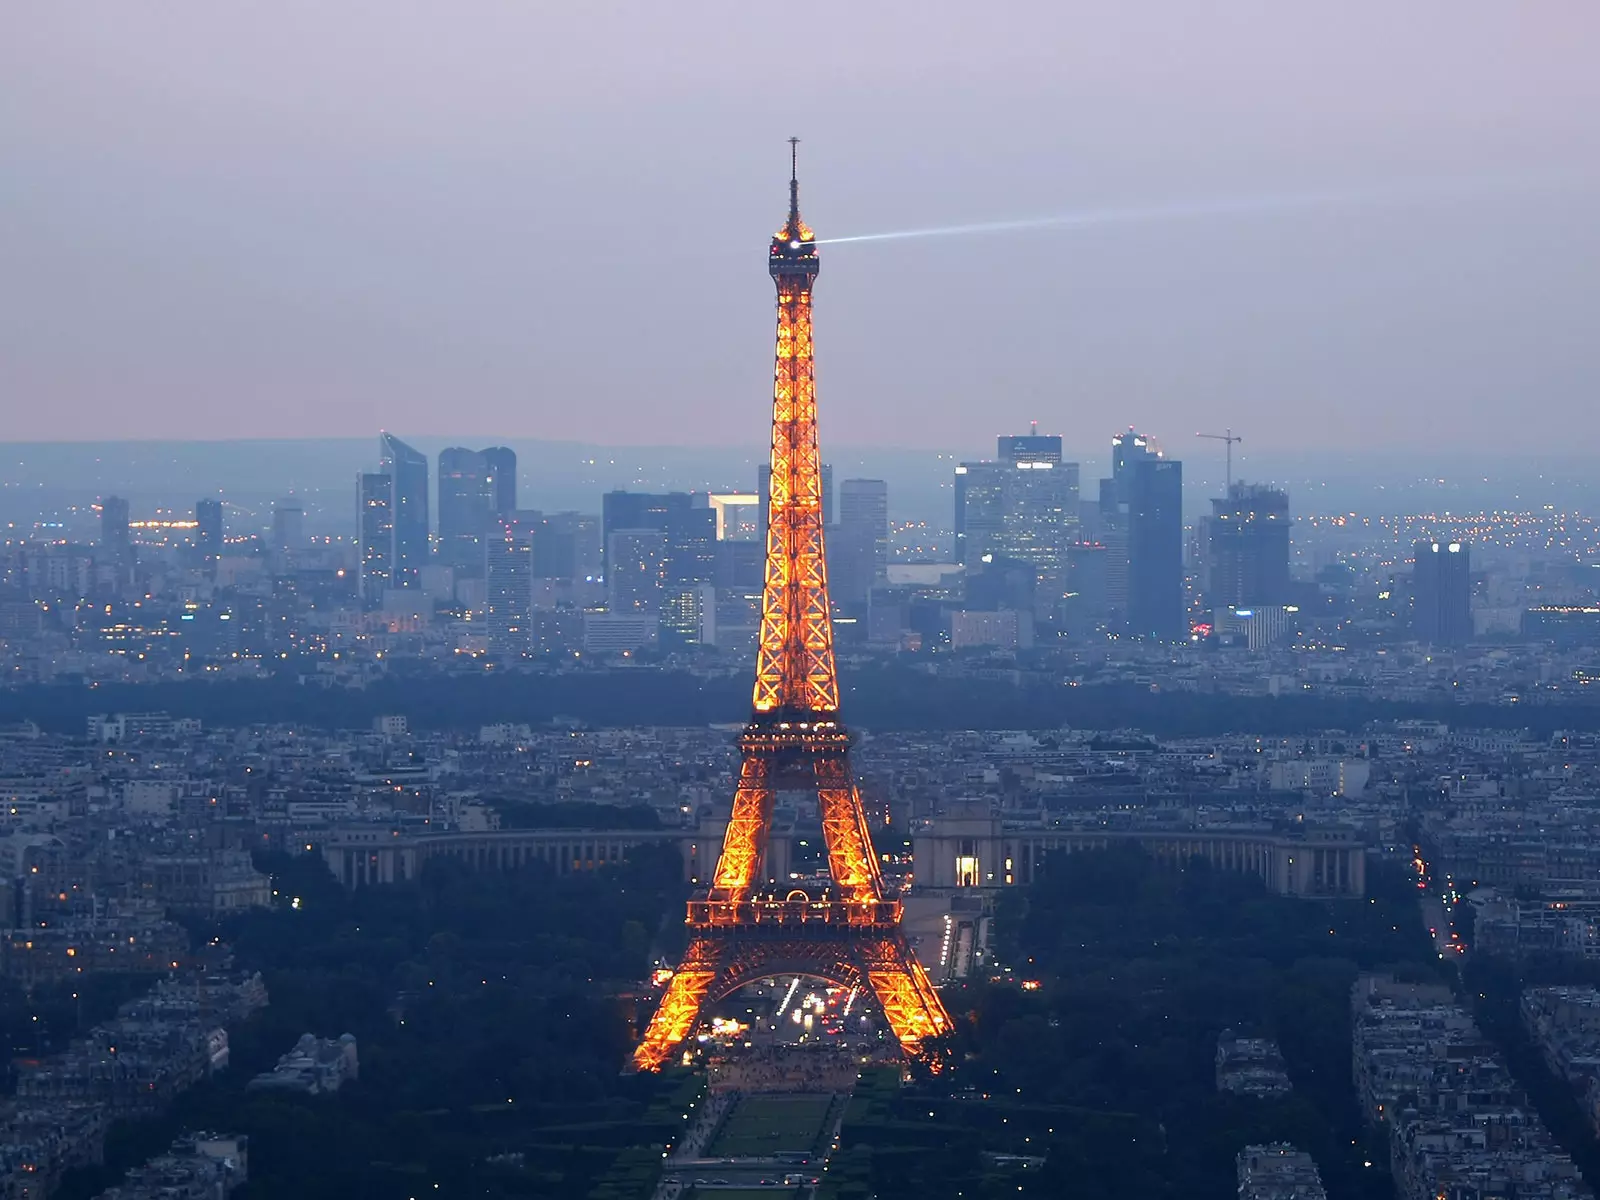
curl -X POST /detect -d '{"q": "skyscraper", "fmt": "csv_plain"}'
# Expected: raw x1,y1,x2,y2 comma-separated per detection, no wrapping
1205,483,1291,609
271,499,303,562
997,429,1063,467
1412,540,1472,645
1089,429,1163,629
100,496,131,566
831,478,889,605
601,491,715,585
357,473,394,607
661,583,717,647
486,511,537,654
670,504,717,585
437,447,494,577
1125,458,1184,638
378,433,428,588
715,539,764,590
195,498,224,574
953,461,1007,568
530,513,574,580
994,430,1078,598
480,446,517,515
531,511,600,582
954,432,1080,602
606,528,670,613
1109,429,1159,500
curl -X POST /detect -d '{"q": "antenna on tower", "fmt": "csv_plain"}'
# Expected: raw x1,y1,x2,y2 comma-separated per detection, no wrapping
787,136,801,222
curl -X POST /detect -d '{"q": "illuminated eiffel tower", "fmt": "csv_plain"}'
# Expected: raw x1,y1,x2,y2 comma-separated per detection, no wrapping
631,143,951,1072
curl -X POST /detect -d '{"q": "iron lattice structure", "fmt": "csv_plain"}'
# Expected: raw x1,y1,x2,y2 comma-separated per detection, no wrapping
631,144,951,1072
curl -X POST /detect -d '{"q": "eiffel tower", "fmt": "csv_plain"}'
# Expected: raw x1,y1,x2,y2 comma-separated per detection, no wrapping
630,143,951,1072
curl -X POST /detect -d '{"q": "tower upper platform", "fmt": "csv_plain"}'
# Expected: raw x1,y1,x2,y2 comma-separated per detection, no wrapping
770,137,819,280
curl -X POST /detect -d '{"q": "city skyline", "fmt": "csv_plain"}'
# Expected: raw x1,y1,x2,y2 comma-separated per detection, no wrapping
7,12,1600,1200
5,7,1599,451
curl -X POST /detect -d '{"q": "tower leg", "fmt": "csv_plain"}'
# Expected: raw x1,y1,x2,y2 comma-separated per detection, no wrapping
815,753,886,902
709,753,774,898
859,936,953,1065
632,937,724,1072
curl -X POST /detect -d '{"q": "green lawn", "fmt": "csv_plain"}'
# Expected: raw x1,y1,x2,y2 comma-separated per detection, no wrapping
706,1093,834,1158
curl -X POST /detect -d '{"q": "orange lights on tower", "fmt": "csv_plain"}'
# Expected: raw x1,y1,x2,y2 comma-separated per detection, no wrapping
753,136,835,718
630,144,950,1074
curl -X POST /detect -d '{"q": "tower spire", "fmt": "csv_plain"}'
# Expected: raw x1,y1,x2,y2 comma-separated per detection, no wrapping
787,135,801,225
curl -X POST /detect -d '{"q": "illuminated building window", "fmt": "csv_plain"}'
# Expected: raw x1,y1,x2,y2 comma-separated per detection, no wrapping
955,855,978,888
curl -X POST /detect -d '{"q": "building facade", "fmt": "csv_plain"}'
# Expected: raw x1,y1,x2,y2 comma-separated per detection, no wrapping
1126,457,1184,638
1412,540,1471,646
485,511,537,654
377,433,429,589
194,499,223,574
1205,482,1291,609
356,473,393,607
831,478,889,605
437,447,495,578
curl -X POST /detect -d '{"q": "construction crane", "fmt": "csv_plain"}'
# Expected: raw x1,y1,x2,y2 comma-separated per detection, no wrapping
1197,429,1243,494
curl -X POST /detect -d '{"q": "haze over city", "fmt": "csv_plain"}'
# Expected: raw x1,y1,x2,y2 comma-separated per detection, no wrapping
5,4,1600,452
9,7,1600,1200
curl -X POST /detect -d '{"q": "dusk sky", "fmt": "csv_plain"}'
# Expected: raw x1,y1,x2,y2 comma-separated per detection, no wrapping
4,4,1598,454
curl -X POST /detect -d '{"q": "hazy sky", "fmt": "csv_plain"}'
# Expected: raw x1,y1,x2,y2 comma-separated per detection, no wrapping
4,4,1598,455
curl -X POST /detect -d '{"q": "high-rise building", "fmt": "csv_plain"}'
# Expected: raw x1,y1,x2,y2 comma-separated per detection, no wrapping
437,448,494,577
954,429,1080,594
531,512,574,580
531,511,600,582
606,528,669,613
195,498,224,574
997,430,1063,467
601,491,714,585
1125,458,1184,638
439,446,517,579
831,479,889,605
480,446,517,515
1109,429,1159,501
1412,540,1472,645
1090,429,1164,630
357,473,394,607
953,461,1007,568
965,554,1038,613
671,505,717,585
271,499,303,562
993,430,1078,599
715,539,764,591
378,433,428,588
1064,541,1109,626
661,583,717,647
100,496,131,566
1205,483,1291,609
486,511,537,654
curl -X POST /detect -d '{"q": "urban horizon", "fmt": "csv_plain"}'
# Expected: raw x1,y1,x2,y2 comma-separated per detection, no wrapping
6,7,1600,1199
